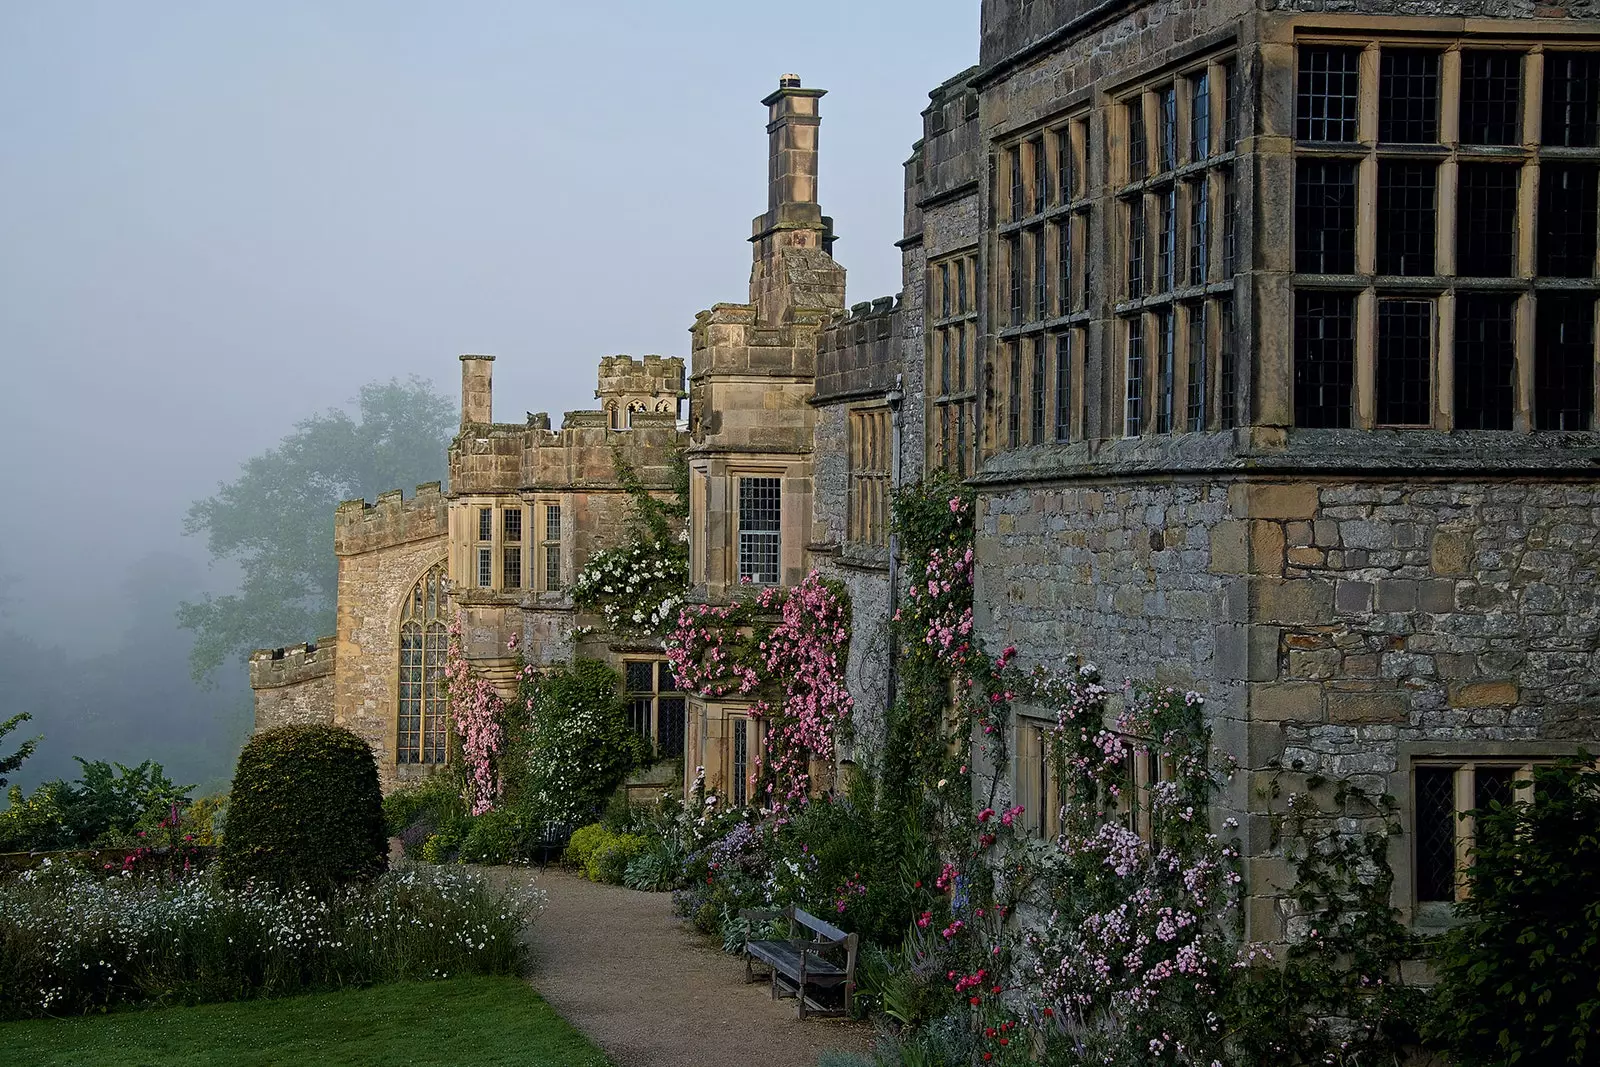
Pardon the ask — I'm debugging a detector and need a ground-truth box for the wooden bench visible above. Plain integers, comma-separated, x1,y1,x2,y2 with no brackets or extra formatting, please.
739,905,858,1019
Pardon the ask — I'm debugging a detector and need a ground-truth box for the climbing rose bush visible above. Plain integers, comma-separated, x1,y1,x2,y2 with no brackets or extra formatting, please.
573,536,687,637
444,614,504,816
667,571,852,810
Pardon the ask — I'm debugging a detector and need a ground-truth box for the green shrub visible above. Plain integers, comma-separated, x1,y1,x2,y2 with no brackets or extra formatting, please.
523,662,649,826
1428,759,1600,1065
564,823,611,872
220,725,386,890
590,833,647,884
459,809,521,865
0,759,193,853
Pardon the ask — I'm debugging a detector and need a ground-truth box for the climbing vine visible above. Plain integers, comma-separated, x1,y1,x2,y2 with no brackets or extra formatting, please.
666,572,852,811
443,613,505,816
572,439,689,638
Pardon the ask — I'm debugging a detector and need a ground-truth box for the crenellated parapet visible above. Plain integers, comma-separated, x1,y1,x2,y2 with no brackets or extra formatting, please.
595,354,687,419
334,482,448,557
815,295,902,403
249,635,337,690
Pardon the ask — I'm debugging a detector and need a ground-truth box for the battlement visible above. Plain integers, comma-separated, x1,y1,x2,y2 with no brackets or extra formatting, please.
595,354,687,402
334,481,448,556
249,635,337,690
815,294,902,402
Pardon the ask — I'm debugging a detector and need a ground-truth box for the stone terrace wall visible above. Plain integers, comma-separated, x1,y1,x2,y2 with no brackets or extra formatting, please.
249,638,336,732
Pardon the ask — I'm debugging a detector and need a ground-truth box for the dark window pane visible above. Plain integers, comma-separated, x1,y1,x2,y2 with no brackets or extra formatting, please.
1536,293,1595,430
1187,303,1209,431
1033,138,1047,214
1455,293,1518,430
1128,100,1148,180
1297,46,1361,143
940,331,951,394
1538,164,1598,278
1031,340,1047,443
1460,51,1522,145
1457,164,1519,277
1296,160,1358,274
1008,236,1024,324
1058,215,1073,315
1294,291,1355,428
939,263,951,318
1010,147,1024,221
1189,178,1209,285
1416,767,1459,903
502,546,521,590
1379,49,1440,144
1128,197,1146,298
1033,226,1047,319
1156,309,1176,434
1125,317,1145,436
1377,161,1437,276
625,661,654,694
1192,72,1211,160
1219,299,1238,429
503,508,521,542
1474,767,1518,852
1160,86,1178,172
1057,127,1075,203
478,507,492,542
1377,299,1433,425
1055,333,1073,441
1157,187,1177,292
657,697,686,759
1008,341,1022,448
1544,53,1600,148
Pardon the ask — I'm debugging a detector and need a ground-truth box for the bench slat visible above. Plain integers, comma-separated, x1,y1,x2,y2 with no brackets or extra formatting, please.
791,906,848,943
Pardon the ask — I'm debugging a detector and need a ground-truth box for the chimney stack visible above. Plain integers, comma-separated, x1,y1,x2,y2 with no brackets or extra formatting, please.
751,75,834,254
460,354,494,426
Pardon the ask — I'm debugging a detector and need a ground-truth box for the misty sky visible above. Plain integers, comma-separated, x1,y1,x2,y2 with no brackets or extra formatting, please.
0,1,977,648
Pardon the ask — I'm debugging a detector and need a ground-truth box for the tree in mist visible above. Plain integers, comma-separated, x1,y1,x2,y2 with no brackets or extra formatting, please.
179,377,455,681
0,713,39,789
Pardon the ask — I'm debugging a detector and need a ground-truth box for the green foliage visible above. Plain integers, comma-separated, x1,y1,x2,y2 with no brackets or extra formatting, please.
0,712,39,789
458,809,523,865
523,661,649,827
178,377,455,681
572,441,689,638
0,757,193,852
562,821,647,884
1228,781,1426,1063
0,978,609,1067
221,725,386,890
1428,758,1600,1066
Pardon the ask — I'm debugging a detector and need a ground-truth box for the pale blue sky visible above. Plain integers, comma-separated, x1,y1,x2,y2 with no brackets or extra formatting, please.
0,1,978,644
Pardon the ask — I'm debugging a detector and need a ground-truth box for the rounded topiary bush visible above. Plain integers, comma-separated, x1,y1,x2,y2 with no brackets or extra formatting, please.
221,724,387,889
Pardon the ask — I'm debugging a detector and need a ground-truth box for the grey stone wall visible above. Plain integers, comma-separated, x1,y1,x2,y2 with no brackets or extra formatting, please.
250,639,336,733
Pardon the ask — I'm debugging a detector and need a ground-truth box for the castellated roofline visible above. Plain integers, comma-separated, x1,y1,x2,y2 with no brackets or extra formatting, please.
333,481,448,557
249,635,337,689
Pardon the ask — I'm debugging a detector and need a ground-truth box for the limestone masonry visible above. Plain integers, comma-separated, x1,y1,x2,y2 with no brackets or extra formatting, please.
253,2,1600,943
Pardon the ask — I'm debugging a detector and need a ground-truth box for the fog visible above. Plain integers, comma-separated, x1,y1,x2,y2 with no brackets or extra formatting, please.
0,1,977,789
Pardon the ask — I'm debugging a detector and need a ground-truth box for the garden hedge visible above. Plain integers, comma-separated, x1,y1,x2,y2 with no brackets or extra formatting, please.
221,724,386,889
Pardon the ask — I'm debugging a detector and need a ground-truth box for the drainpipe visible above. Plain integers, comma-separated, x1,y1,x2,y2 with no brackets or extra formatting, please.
885,373,904,730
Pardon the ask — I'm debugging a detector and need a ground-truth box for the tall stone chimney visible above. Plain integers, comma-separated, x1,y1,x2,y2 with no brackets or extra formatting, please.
751,74,834,256
460,354,494,426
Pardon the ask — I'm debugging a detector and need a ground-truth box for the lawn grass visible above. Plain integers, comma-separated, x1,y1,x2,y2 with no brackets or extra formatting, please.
0,977,611,1067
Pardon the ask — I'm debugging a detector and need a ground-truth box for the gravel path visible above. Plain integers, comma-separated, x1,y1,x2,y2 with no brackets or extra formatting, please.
522,867,873,1067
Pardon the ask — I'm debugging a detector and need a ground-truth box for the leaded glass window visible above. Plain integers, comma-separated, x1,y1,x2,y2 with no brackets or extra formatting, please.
398,563,448,765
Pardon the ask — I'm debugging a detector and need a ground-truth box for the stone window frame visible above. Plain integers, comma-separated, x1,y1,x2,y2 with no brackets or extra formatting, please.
1290,33,1600,433
735,474,783,586
992,110,1093,456
536,499,564,594
927,248,980,475
847,404,892,548
455,498,527,594
396,560,449,766
623,658,687,760
1112,49,1242,440
1396,741,1578,927
1013,713,1063,839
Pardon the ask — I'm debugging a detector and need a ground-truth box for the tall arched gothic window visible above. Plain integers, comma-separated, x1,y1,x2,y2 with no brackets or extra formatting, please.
398,563,448,764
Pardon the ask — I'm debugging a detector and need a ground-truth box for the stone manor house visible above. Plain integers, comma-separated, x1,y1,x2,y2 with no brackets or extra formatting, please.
253,0,1600,942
